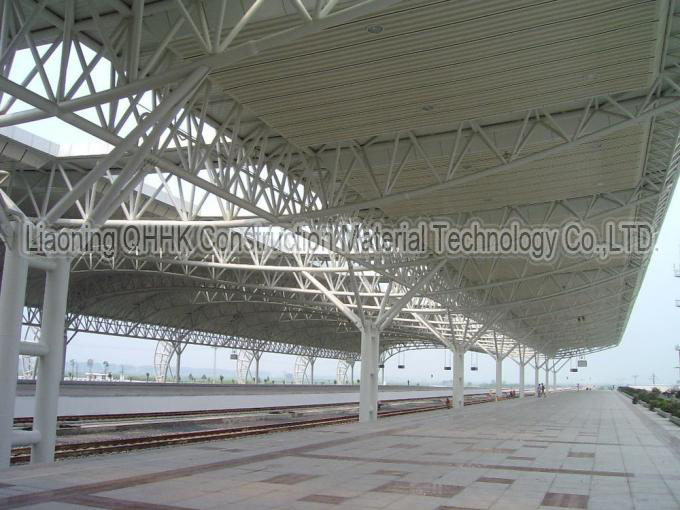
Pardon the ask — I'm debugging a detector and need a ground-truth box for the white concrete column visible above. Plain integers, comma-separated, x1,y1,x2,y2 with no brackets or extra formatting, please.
0,241,29,468
254,353,260,384
495,358,503,401
359,323,379,422
309,358,315,385
175,349,181,383
545,359,550,394
534,361,540,397
452,346,464,409
32,257,70,464
519,362,525,398
350,363,354,385
552,368,557,392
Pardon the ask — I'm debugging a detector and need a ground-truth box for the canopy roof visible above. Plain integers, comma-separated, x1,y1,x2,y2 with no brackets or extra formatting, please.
1,0,679,362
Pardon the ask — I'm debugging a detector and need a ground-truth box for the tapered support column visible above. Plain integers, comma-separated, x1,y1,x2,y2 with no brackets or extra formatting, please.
452,347,464,409
359,323,379,423
545,360,550,394
535,362,540,397
255,354,261,384
175,349,181,383
32,257,70,464
519,363,525,398
495,358,503,401
309,358,315,385
552,368,557,392
0,242,29,468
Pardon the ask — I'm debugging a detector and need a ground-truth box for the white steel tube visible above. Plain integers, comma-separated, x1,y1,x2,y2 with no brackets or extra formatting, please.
18,341,49,357
27,256,56,272
0,241,29,468
12,429,41,447
31,257,70,464
545,361,550,394
519,363,525,398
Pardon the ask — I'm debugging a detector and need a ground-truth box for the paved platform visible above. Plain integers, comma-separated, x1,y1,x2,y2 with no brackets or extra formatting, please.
2,391,679,510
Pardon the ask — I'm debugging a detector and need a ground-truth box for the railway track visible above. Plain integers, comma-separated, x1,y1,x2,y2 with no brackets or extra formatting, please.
10,394,510,464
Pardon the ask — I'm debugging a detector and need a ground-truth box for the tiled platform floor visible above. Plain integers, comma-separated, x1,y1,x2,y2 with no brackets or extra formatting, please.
1,391,679,509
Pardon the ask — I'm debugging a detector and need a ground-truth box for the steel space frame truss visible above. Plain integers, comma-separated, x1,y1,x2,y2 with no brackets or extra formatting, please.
0,0,679,366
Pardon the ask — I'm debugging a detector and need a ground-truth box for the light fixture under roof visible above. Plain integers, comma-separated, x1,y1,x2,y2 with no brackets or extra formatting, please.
366,24,383,34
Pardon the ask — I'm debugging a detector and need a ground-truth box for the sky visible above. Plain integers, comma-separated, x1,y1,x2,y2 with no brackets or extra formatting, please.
61,182,680,388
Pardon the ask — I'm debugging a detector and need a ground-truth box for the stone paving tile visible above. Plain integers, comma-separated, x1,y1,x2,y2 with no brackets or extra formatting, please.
567,451,594,459
540,491,588,508
260,473,320,485
476,477,514,485
371,480,464,498
298,494,349,504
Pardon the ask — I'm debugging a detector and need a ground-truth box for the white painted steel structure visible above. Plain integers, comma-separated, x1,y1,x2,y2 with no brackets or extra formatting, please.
0,0,679,465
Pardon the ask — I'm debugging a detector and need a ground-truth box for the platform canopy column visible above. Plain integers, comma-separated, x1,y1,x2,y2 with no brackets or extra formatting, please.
452,345,465,410
490,332,518,401
359,322,379,421
31,257,71,465
0,225,29,469
302,259,446,423
174,346,182,383
551,358,570,392
513,345,535,399
413,311,492,410
253,351,263,384
309,356,316,385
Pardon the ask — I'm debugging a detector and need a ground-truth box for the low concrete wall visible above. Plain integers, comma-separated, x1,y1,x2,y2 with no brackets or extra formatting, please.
16,381,443,397
15,382,485,417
